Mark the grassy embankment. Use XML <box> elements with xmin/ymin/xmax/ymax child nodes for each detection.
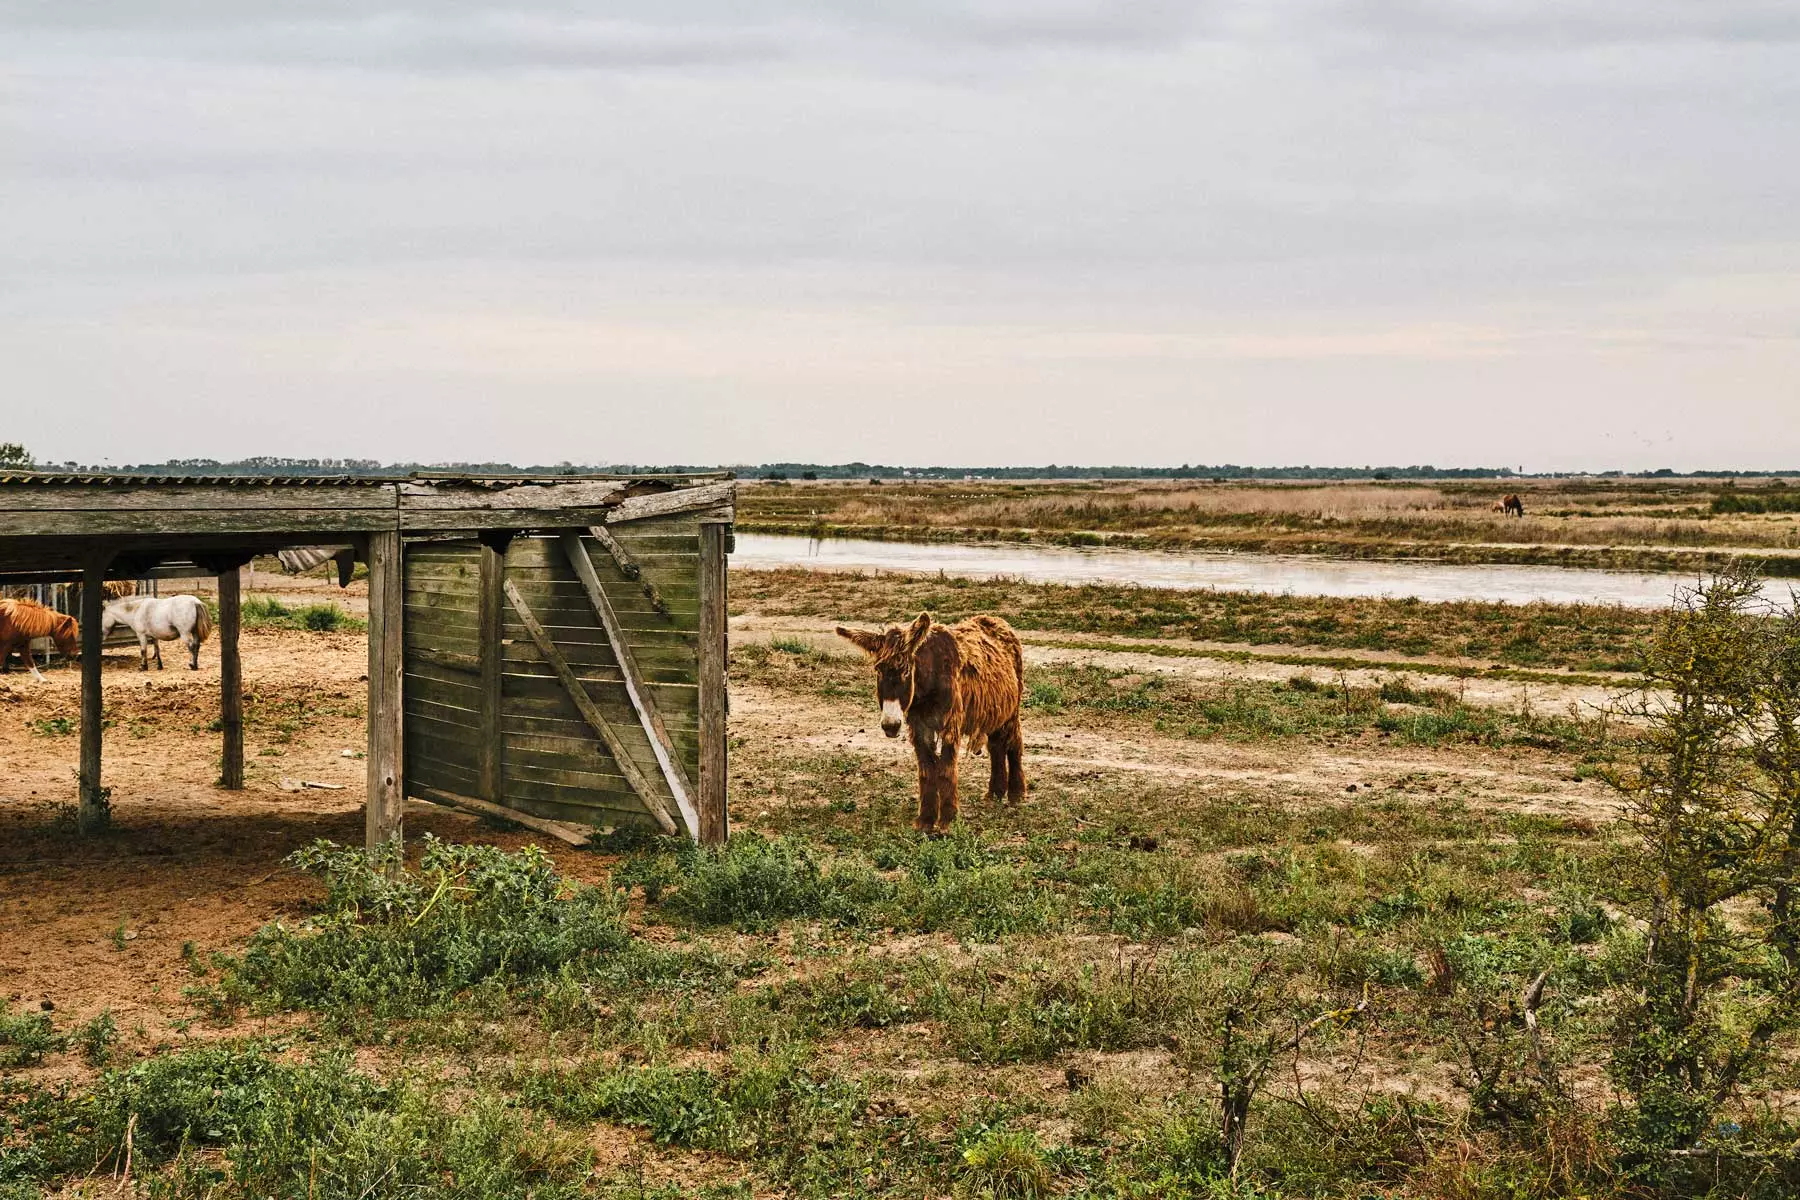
<box><xmin>733</xmin><ymin>566</ymin><xmax>1658</xmax><ymax>678</ymax></box>
<box><xmin>740</xmin><ymin>477</ymin><xmax>1800</xmax><ymax>573</ymax></box>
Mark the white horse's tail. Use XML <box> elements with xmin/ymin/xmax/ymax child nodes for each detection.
<box><xmin>193</xmin><ymin>598</ymin><xmax>213</xmax><ymax>644</ymax></box>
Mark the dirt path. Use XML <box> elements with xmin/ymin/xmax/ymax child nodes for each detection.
<box><xmin>729</xmin><ymin>678</ymin><xmax>1619</xmax><ymax>826</ymax></box>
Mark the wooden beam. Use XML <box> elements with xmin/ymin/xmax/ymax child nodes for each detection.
<box><xmin>478</xmin><ymin>541</ymin><xmax>505</xmax><ymax>805</ymax></box>
<box><xmin>78</xmin><ymin>557</ymin><xmax>109</xmax><ymax>833</ymax></box>
<box><xmin>604</xmin><ymin>481</ymin><xmax>736</xmax><ymax>525</ymax></box>
<box><xmin>0</xmin><ymin>484</ymin><xmax>397</xmax><ymax>513</ymax></box>
<box><xmin>398</xmin><ymin>478</ymin><xmax>627</xmax><ymax>511</ymax></box>
<box><xmin>560</xmin><ymin>534</ymin><xmax>700</xmax><ymax>840</ymax></box>
<box><xmin>588</xmin><ymin>525</ymin><xmax>670</xmax><ymax>616</ymax></box>
<box><xmin>502</xmin><ymin>578</ymin><xmax>680</xmax><ymax>837</ymax></box>
<box><xmin>218</xmin><ymin>566</ymin><xmax>244</xmax><ymax>790</ymax></box>
<box><xmin>697</xmin><ymin>522</ymin><xmax>729</xmax><ymax>846</ymax></box>
<box><xmin>408</xmin><ymin>783</ymin><xmax>592</xmax><ymax>847</ymax></box>
<box><xmin>365</xmin><ymin>528</ymin><xmax>405</xmax><ymax>848</ymax></box>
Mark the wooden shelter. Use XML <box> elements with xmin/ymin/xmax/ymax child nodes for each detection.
<box><xmin>0</xmin><ymin>473</ymin><xmax>733</xmax><ymax>845</ymax></box>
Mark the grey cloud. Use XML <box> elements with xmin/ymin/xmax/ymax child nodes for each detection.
<box><xmin>1</xmin><ymin>0</ymin><xmax>1796</xmax><ymax>467</ymax></box>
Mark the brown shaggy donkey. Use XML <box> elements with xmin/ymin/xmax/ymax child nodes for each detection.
<box><xmin>838</xmin><ymin>612</ymin><xmax>1026</xmax><ymax>834</ymax></box>
<box><xmin>0</xmin><ymin>599</ymin><xmax>80</xmax><ymax>682</ymax></box>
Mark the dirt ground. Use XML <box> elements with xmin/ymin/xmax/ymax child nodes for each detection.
<box><xmin>1</xmin><ymin>587</ymin><xmax>1617</xmax><ymax>1071</ymax></box>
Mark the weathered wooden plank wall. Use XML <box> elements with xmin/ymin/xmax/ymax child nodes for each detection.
<box><xmin>402</xmin><ymin>518</ymin><xmax>708</xmax><ymax>836</ymax></box>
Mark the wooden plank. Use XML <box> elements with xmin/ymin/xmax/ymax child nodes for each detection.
<box><xmin>410</xmin><ymin>646</ymin><xmax>478</xmax><ymax>674</ymax></box>
<box><xmin>604</xmin><ymin>482</ymin><xmax>736</xmax><ymax>525</ymax></box>
<box><xmin>478</xmin><ymin>541</ymin><xmax>504</xmax><ymax>804</ymax></box>
<box><xmin>407</xmin><ymin>728</ymin><xmax>482</xmax><ymax>772</ymax></box>
<box><xmin>398</xmin><ymin>478</ymin><xmax>627</xmax><ymax>511</ymax></box>
<box><xmin>562</xmin><ymin>534</ymin><xmax>700</xmax><ymax>841</ymax></box>
<box><xmin>78</xmin><ymin>558</ymin><xmax>107</xmax><ymax>833</ymax></box>
<box><xmin>407</xmin><ymin>783</ymin><xmax>592</xmax><ymax>847</ymax></box>
<box><xmin>0</xmin><ymin>484</ymin><xmax>398</xmax><ymax>512</ymax></box>
<box><xmin>366</xmin><ymin>529</ymin><xmax>405</xmax><ymax>848</ymax></box>
<box><xmin>410</xmin><ymin>754</ymin><xmax>480</xmax><ymax>790</ymax></box>
<box><xmin>399</xmin><ymin>507</ymin><xmax>626</xmax><ymax>533</ymax></box>
<box><xmin>589</xmin><ymin>525</ymin><xmax>672</xmax><ymax>617</ymax></box>
<box><xmin>502</xmin><ymin>578</ymin><xmax>680</xmax><ymax>836</ymax></box>
<box><xmin>218</xmin><ymin>566</ymin><xmax>244</xmax><ymax>790</ymax></box>
<box><xmin>698</xmin><ymin>522</ymin><xmax>728</xmax><ymax>845</ymax></box>
<box><xmin>490</xmin><ymin>787</ymin><xmax>667</xmax><ymax>831</ymax></box>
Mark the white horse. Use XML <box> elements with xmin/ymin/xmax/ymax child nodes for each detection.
<box><xmin>101</xmin><ymin>595</ymin><xmax>213</xmax><ymax>671</ymax></box>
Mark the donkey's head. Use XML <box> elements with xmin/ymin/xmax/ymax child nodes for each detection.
<box><xmin>836</xmin><ymin>612</ymin><xmax>934</xmax><ymax>738</ymax></box>
<box><xmin>50</xmin><ymin>613</ymin><xmax>80</xmax><ymax>659</ymax></box>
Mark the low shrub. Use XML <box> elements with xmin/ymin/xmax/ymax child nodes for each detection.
<box><xmin>216</xmin><ymin>837</ymin><xmax>630</xmax><ymax>1019</ymax></box>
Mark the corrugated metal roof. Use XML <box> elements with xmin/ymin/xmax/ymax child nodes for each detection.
<box><xmin>0</xmin><ymin>472</ymin><xmax>393</xmax><ymax>487</ymax></box>
<box><xmin>0</xmin><ymin>471</ymin><xmax>731</xmax><ymax>488</ymax></box>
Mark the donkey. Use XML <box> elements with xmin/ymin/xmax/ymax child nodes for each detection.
<box><xmin>838</xmin><ymin>612</ymin><xmax>1026</xmax><ymax>834</ymax></box>
<box><xmin>0</xmin><ymin>599</ymin><xmax>79</xmax><ymax>681</ymax></box>
<box><xmin>101</xmin><ymin>594</ymin><xmax>212</xmax><ymax>671</ymax></box>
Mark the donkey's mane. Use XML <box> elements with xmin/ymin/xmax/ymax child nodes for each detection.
<box><xmin>0</xmin><ymin>599</ymin><xmax>77</xmax><ymax>639</ymax></box>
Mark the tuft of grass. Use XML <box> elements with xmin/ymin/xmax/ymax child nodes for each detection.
<box><xmin>960</xmin><ymin>1127</ymin><xmax>1055</xmax><ymax>1199</ymax></box>
<box><xmin>624</xmin><ymin>833</ymin><xmax>888</xmax><ymax>932</ymax></box>
<box><xmin>211</xmin><ymin>837</ymin><xmax>632</xmax><ymax>1021</ymax></box>
<box><xmin>72</xmin><ymin>1011</ymin><xmax>117</xmax><ymax>1068</ymax></box>
<box><xmin>241</xmin><ymin>595</ymin><xmax>364</xmax><ymax>633</ymax></box>
<box><xmin>0</xmin><ymin>1004</ymin><xmax>63</xmax><ymax>1068</ymax></box>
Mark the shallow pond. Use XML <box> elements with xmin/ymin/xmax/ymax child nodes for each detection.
<box><xmin>733</xmin><ymin>534</ymin><xmax>1769</xmax><ymax>609</ymax></box>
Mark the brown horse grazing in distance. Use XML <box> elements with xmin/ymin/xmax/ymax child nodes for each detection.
<box><xmin>0</xmin><ymin>599</ymin><xmax>80</xmax><ymax>681</ymax></box>
<box><xmin>838</xmin><ymin>612</ymin><xmax>1026</xmax><ymax>834</ymax></box>
<box><xmin>1500</xmin><ymin>493</ymin><xmax>1525</xmax><ymax>518</ymax></box>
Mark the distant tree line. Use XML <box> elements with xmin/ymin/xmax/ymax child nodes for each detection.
<box><xmin>6</xmin><ymin>450</ymin><xmax>1797</xmax><ymax>481</ymax></box>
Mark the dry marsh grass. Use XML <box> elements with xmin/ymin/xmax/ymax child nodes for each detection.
<box><xmin>743</xmin><ymin>477</ymin><xmax>1800</xmax><ymax>559</ymax></box>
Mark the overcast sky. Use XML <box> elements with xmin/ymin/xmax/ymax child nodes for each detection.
<box><xmin>4</xmin><ymin>2</ymin><xmax>1797</xmax><ymax>470</ymax></box>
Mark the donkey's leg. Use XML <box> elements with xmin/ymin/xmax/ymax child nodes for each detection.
<box><xmin>986</xmin><ymin>731</ymin><xmax>1008</xmax><ymax>800</ymax></box>
<box><xmin>934</xmin><ymin>742</ymin><xmax>960</xmax><ymax>833</ymax></box>
<box><xmin>21</xmin><ymin>643</ymin><xmax>44</xmax><ymax>683</ymax></box>
<box><xmin>911</xmin><ymin>730</ymin><xmax>940</xmax><ymax>834</ymax></box>
<box><xmin>136</xmin><ymin>631</ymin><xmax>150</xmax><ymax>671</ymax></box>
<box><xmin>1004</xmin><ymin>716</ymin><xmax>1026</xmax><ymax>803</ymax></box>
<box><xmin>187</xmin><ymin>631</ymin><xmax>201</xmax><ymax>670</ymax></box>
<box><xmin>152</xmin><ymin>636</ymin><xmax>164</xmax><ymax>671</ymax></box>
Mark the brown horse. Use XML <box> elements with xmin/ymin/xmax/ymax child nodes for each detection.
<box><xmin>0</xmin><ymin>599</ymin><xmax>80</xmax><ymax>681</ymax></box>
<box><xmin>838</xmin><ymin>612</ymin><xmax>1026</xmax><ymax>833</ymax></box>
<box><xmin>1500</xmin><ymin>493</ymin><xmax>1525</xmax><ymax>518</ymax></box>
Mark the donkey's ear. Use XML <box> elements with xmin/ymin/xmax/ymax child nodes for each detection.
<box><xmin>836</xmin><ymin>626</ymin><xmax>884</xmax><ymax>655</ymax></box>
<box><xmin>902</xmin><ymin>611</ymin><xmax>933</xmax><ymax>653</ymax></box>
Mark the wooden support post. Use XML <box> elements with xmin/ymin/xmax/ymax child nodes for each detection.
<box><xmin>697</xmin><ymin>522</ymin><xmax>729</xmax><ymax>845</ymax></box>
<box><xmin>477</xmin><ymin>541</ymin><xmax>504</xmax><ymax>804</ymax></box>
<box><xmin>78</xmin><ymin>557</ymin><xmax>108</xmax><ymax>833</ymax></box>
<box><xmin>561</xmin><ymin>533</ymin><xmax>699</xmax><ymax>838</ymax></box>
<box><xmin>365</xmin><ymin>528</ymin><xmax>405</xmax><ymax>848</ymax></box>
<box><xmin>218</xmin><ymin>565</ymin><xmax>244</xmax><ymax>790</ymax></box>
